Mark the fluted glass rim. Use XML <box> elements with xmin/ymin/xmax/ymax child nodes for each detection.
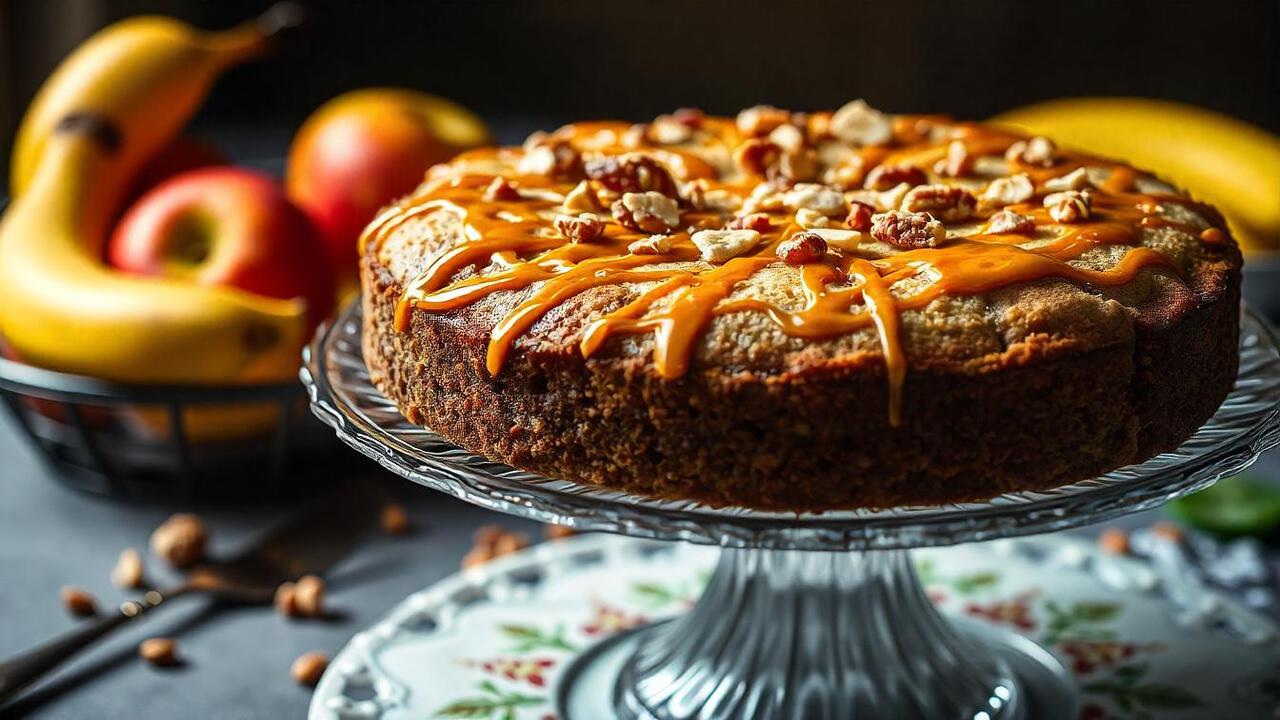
<box><xmin>303</xmin><ymin>303</ymin><xmax>1280</xmax><ymax>550</ymax></box>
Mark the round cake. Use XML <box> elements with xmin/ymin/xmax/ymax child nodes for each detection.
<box><xmin>360</xmin><ymin>101</ymin><xmax>1241</xmax><ymax>511</ymax></box>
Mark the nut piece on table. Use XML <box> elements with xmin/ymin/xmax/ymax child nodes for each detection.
<box><xmin>870</xmin><ymin>210</ymin><xmax>946</xmax><ymax>249</ymax></box>
<box><xmin>845</xmin><ymin>201</ymin><xmax>875</xmax><ymax>232</ymax></box>
<box><xmin>275</xmin><ymin>581</ymin><xmax>300</xmax><ymax>618</ymax></box>
<box><xmin>584</xmin><ymin>153</ymin><xmax>678</xmax><ymax>197</ymax></box>
<box><xmin>483</xmin><ymin>177</ymin><xmax>522</xmax><ymax>202</ymax></box>
<box><xmin>783</xmin><ymin>183</ymin><xmax>847</xmax><ymax>217</ymax></box>
<box><xmin>1005</xmin><ymin>136</ymin><xmax>1057</xmax><ymax>167</ymax></box>
<box><xmin>150</xmin><ymin>513</ymin><xmax>207</xmax><ymax>569</ymax></box>
<box><xmin>111</xmin><ymin>547</ymin><xmax>145</xmax><ymax>589</ymax></box>
<box><xmin>901</xmin><ymin>185</ymin><xmax>976</xmax><ymax>223</ymax></box>
<box><xmin>554</xmin><ymin>213</ymin><xmax>606</xmax><ymax>243</ymax></box>
<box><xmin>291</xmin><ymin>652</ymin><xmax>329</xmax><ymax>686</ymax></box>
<box><xmin>986</xmin><ymin>209</ymin><xmax>1036</xmax><ymax>236</ymax></box>
<box><xmin>61</xmin><ymin>586</ymin><xmax>98</xmax><ymax>616</ymax></box>
<box><xmin>562</xmin><ymin>180</ymin><xmax>602</xmax><ymax>213</ymax></box>
<box><xmin>936</xmin><ymin>140</ymin><xmax>973</xmax><ymax>178</ymax></box>
<box><xmin>690</xmin><ymin>229</ymin><xmax>762</xmax><ymax>263</ymax></box>
<box><xmin>829</xmin><ymin>99</ymin><xmax>893</xmax><ymax>146</ymax></box>
<box><xmin>293</xmin><ymin>575</ymin><xmax>326</xmax><ymax>618</ymax></box>
<box><xmin>139</xmin><ymin>637</ymin><xmax>179</xmax><ymax>667</ymax></box>
<box><xmin>1044</xmin><ymin>190</ymin><xmax>1092</xmax><ymax>223</ymax></box>
<box><xmin>776</xmin><ymin>232</ymin><xmax>829</xmax><ymax>266</ymax></box>
<box><xmin>381</xmin><ymin>503</ymin><xmax>411</xmax><ymax>536</ymax></box>
<box><xmin>736</xmin><ymin>105</ymin><xmax>790</xmax><ymax>138</ymax></box>
<box><xmin>980</xmin><ymin>174</ymin><xmax>1034</xmax><ymax>208</ymax></box>
<box><xmin>863</xmin><ymin>164</ymin><xmax>927</xmax><ymax>192</ymax></box>
<box><xmin>1097</xmin><ymin>528</ymin><xmax>1131</xmax><ymax>555</ymax></box>
<box><xmin>627</xmin><ymin>234</ymin><xmax>671</xmax><ymax>256</ymax></box>
<box><xmin>611</xmin><ymin>192</ymin><xmax>681</xmax><ymax>234</ymax></box>
<box><xmin>1043</xmin><ymin>166</ymin><xmax>1092</xmax><ymax>193</ymax></box>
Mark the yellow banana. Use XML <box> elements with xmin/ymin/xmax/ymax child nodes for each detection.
<box><xmin>992</xmin><ymin>97</ymin><xmax>1280</xmax><ymax>253</ymax></box>
<box><xmin>0</xmin><ymin>6</ymin><xmax>308</xmax><ymax>384</ymax></box>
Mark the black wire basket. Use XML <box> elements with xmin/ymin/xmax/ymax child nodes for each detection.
<box><xmin>0</xmin><ymin>347</ymin><xmax>342</xmax><ymax>501</ymax></box>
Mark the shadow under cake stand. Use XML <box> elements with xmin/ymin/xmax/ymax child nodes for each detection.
<box><xmin>303</xmin><ymin>303</ymin><xmax>1280</xmax><ymax>720</ymax></box>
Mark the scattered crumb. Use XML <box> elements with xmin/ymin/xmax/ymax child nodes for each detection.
<box><xmin>291</xmin><ymin>652</ymin><xmax>329</xmax><ymax>686</ymax></box>
<box><xmin>381</xmin><ymin>503</ymin><xmax>411</xmax><ymax>535</ymax></box>
<box><xmin>61</xmin><ymin>586</ymin><xmax>97</xmax><ymax>616</ymax></box>
<box><xmin>293</xmin><ymin>575</ymin><xmax>325</xmax><ymax>617</ymax></box>
<box><xmin>139</xmin><ymin>637</ymin><xmax>179</xmax><ymax>667</ymax></box>
<box><xmin>111</xmin><ymin>548</ymin><xmax>145</xmax><ymax>589</ymax></box>
<box><xmin>150</xmin><ymin>513</ymin><xmax>207</xmax><ymax>568</ymax></box>
<box><xmin>1097</xmin><ymin>528</ymin><xmax>1130</xmax><ymax>555</ymax></box>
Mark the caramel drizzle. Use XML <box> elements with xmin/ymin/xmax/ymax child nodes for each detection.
<box><xmin>370</xmin><ymin>119</ymin><xmax>1203</xmax><ymax>426</ymax></box>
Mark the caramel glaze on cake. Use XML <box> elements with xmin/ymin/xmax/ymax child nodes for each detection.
<box><xmin>360</xmin><ymin>102</ymin><xmax>1241</xmax><ymax>511</ymax></box>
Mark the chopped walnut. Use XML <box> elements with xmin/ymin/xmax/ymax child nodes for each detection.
<box><xmin>783</xmin><ymin>183</ymin><xmax>847</xmax><ymax>216</ymax></box>
<box><xmin>139</xmin><ymin>637</ymin><xmax>179</xmax><ymax>667</ymax></box>
<box><xmin>726</xmin><ymin>213</ymin><xmax>773</xmax><ymax>232</ymax></box>
<box><xmin>1043</xmin><ymin>166</ymin><xmax>1092</xmax><ymax>192</ymax></box>
<box><xmin>845</xmin><ymin>201</ymin><xmax>875</xmax><ymax>231</ymax></box>
<box><xmin>733</xmin><ymin>138</ymin><xmax>781</xmax><ymax>177</ymax></box>
<box><xmin>776</xmin><ymin>232</ymin><xmax>828</xmax><ymax>265</ymax></box>
<box><xmin>901</xmin><ymin>184</ymin><xmax>977</xmax><ymax>222</ymax></box>
<box><xmin>562</xmin><ymin>180</ymin><xmax>602</xmax><ymax>213</ymax></box>
<box><xmin>291</xmin><ymin>652</ymin><xmax>329</xmax><ymax>686</ymax></box>
<box><xmin>518</xmin><ymin>137</ymin><xmax>585</xmax><ymax>177</ymax></box>
<box><xmin>681</xmin><ymin>179</ymin><xmax>741</xmax><ymax>213</ymax></box>
<box><xmin>1005</xmin><ymin>136</ymin><xmax>1057</xmax><ymax>167</ymax></box>
<box><xmin>628</xmin><ymin>234</ymin><xmax>672</xmax><ymax>255</ymax></box>
<box><xmin>111</xmin><ymin>548</ymin><xmax>145</xmax><ymax>589</ymax></box>
<box><xmin>612</xmin><ymin>192</ymin><xmax>681</xmax><ymax>233</ymax></box>
<box><xmin>870</xmin><ymin>210</ymin><xmax>946</xmax><ymax>249</ymax></box>
<box><xmin>768</xmin><ymin>123</ymin><xmax>805</xmax><ymax>154</ymax></box>
<box><xmin>863</xmin><ymin>164</ymin><xmax>927</xmax><ymax>191</ymax></box>
<box><xmin>61</xmin><ymin>586</ymin><xmax>97</xmax><ymax>616</ymax></box>
<box><xmin>690</xmin><ymin>228</ymin><xmax>762</xmax><ymax>263</ymax></box>
<box><xmin>1044</xmin><ymin>190</ymin><xmax>1092</xmax><ymax>223</ymax></box>
<box><xmin>736</xmin><ymin>105</ymin><xmax>790</xmax><ymax>137</ymax></box>
<box><xmin>795</xmin><ymin>208</ymin><xmax>833</xmax><ymax>228</ymax></box>
<box><xmin>483</xmin><ymin>177</ymin><xmax>522</xmax><ymax>202</ymax></box>
<box><xmin>936</xmin><ymin>140</ymin><xmax>973</xmax><ymax>178</ymax></box>
<box><xmin>150</xmin><ymin>513</ymin><xmax>206</xmax><ymax>568</ymax></box>
<box><xmin>986</xmin><ymin>209</ymin><xmax>1036</xmax><ymax>235</ymax></box>
<box><xmin>980</xmin><ymin>173</ymin><xmax>1034</xmax><ymax>207</ymax></box>
<box><xmin>829</xmin><ymin>99</ymin><xmax>893</xmax><ymax>146</ymax></box>
<box><xmin>649</xmin><ymin>115</ymin><xmax>694</xmax><ymax>145</ymax></box>
<box><xmin>554</xmin><ymin>213</ymin><xmax>606</xmax><ymax>243</ymax></box>
<box><xmin>584</xmin><ymin>153</ymin><xmax>678</xmax><ymax>197</ymax></box>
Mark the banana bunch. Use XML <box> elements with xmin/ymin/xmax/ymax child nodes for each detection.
<box><xmin>0</xmin><ymin>7</ymin><xmax>308</xmax><ymax>384</ymax></box>
<box><xmin>993</xmin><ymin>98</ymin><xmax>1280</xmax><ymax>254</ymax></box>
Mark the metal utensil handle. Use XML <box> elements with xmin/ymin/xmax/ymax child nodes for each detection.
<box><xmin>0</xmin><ymin>586</ymin><xmax>184</xmax><ymax>705</ymax></box>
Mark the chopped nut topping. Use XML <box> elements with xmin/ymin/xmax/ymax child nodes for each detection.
<box><xmin>291</xmin><ymin>652</ymin><xmax>329</xmax><ymax>686</ymax></box>
<box><xmin>936</xmin><ymin>140</ymin><xmax>973</xmax><ymax>178</ymax></box>
<box><xmin>621</xmin><ymin>123</ymin><xmax>647</xmax><ymax>149</ymax></box>
<box><xmin>381</xmin><ymin>503</ymin><xmax>411</xmax><ymax>535</ymax></box>
<box><xmin>768</xmin><ymin>123</ymin><xmax>805</xmax><ymax>154</ymax></box>
<box><xmin>484</xmin><ymin>177</ymin><xmax>522</xmax><ymax>202</ymax></box>
<box><xmin>726</xmin><ymin>213</ymin><xmax>773</xmax><ymax>232</ymax></box>
<box><xmin>863</xmin><ymin>164</ymin><xmax>927</xmax><ymax>191</ymax></box>
<box><xmin>845</xmin><ymin>201</ymin><xmax>875</xmax><ymax>231</ymax></box>
<box><xmin>733</xmin><ymin>138</ymin><xmax>781</xmax><ymax>177</ymax></box>
<box><xmin>628</xmin><ymin>235</ymin><xmax>672</xmax><ymax>255</ymax></box>
<box><xmin>876</xmin><ymin>182</ymin><xmax>913</xmax><ymax>212</ymax></box>
<box><xmin>584</xmin><ymin>153</ymin><xmax>678</xmax><ymax>197</ymax></box>
<box><xmin>612</xmin><ymin>192</ymin><xmax>680</xmax><ymax>233</ymax></box>
<box><xmin>649</xmin><ymin>115</ymin><xmax>694</xmax><ymax>145</ymax></box>
<box><xmin>150</xmin><ymin>513</ymin><xmax>206</xmax><ymax>568</ymax></box>
<box><xmin>809</xmin><ymin>227</ymin><xmax>863</xmax><ymax>250</ymax></box>
<box><xmin>1043</xmin><ymin>166</ymin><xmax>1092</xmax><ymax>192</ymax></box>
<box><xmin>829</xmin><ymin>99</ymin><xmax>893</xmax><ymax>146</ymax></box>
<box><xmin>901</xmin><ymin>184</ymin><xmax>977</xmax><ymax>222</ymax></box>
<box><xmin>517</xmin><ymin>146</ymin><xmax>557</xmax><ymax>176</ymax></box>
<box><xmin>777</xmin><ymin>149</ymin><xmax>818</xmax><ymax>183</ymax></box>
<box><xmin>61</xmin><ymin>586</ymin><xmax>97</xmax><ymax>616</ymax></box>
<box><xmin>871</xmin><ymin>210</ymin><xmax>946</xmax><ymax>249</ymax></box>
<box><xmin>782</xmin><ymin>183</ymin><xmax>847</xmax><ymax>216</ymax></box>
<box><xmin>691</xmin><ymin>228</ymin><xmax>762</xmax><ymax>263</ymax></box>
<box><xmin>736</xmin><ymin>105</ymin><xmax>790</xmax><ymax>137</ymax></box>
<box><xmin>1005</xmin><ymin>136</ymin><xmax>1057</xmax><ymax>167</ymax></box>
<box><xmin>562</xmin><ymin>180</ymin><xmax>602</xmax><ymax>213</ymax></box>
<box><xmin>275</xmin><ymin>581</ymin><xmax>300</xmax><ymax>617</ymax></box>
<box><xmin>980</xmin><ymin>173</ymin><xmax>1034</xmax><ymax>207</ymax></box>
<box><xmin>824</xmin><ymin>158</ymin><xmax>866</xmax><ymax>190</ymax></box>
<box><xmin>554</xmin><ymin>213</ymin><xmax>606</xmax><ymax>243</ymax></box>
<box><xmin>986</xmin><ymin>209</ymin><xmax>1036</xmax><ymax>235</ymax></box>
<box><xmin>682</xmin><ymin>179</ymin><xmax>741</xmax><ymax>212</ymax></box>
<box><xmin>111</xmin><ymin>548</ymin><xmax>145</xmax><ymax>589</ymax></box>
<box><xmin>1044</xmin><ymin>190</ymin><xmax>1092</xmax><ymax>223</ymax></box>
<box><xmin>293</xmin><ymin>575</ymin><xmax>326</xmax><ymax>617</ymax></box>
<box><xmin>139</xmin><ymin>637</ymin><xmax>179</xmax><ymax>667</ymax></box>
<box><xmin>741</xmin><ymin>180</ymin><xmax>786</xmax><ymax>213</ymax></box>
<box><xmin>776</xmin><ymin>232</ymin><xmax>829</xmax><ymax>265</ymax></box>
<box><xmin>795</xmin><ymin>208</ymin><xmax>833</xmax><ymax>228</ymax></box>
<box><xmin>672</xmin><ymin>107</ymin><xmax>705</xmax><ymax>128</ymax></box>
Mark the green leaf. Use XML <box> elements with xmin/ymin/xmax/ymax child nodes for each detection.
<box><xmin>1170</xmin><ymin>473</ymin><xmax>1280</xmax><ymax>537</ymax></box>
<box><xmin>1070</xmin><ymin>602</ymin><xmax>1121</xmax><ymax>622</ymax></box>
<box><xmin>499</xmin><ymin>625</ymin><xmax>540</xmax><ymax>640</ymax></box>
<box><xmin>952</xmin><ymin>572</ymin><xmax>999</xmax><ymax>594</ymax></box>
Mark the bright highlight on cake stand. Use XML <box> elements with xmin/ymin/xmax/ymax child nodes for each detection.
<box><xmin>304</xmin><ymin>304</ymin><xmax>1280</xmax><ymax>720</ymax></box>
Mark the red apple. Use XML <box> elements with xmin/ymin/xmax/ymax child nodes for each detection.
<box><xmin>108</xmin><ymin>167</ymin><xmax>336</xmax><ymax>331</ymax></box>
<box><xmin>286</xmin><ymin>88</ymin><xmax>490</xmax><ymax>283</ymax></box>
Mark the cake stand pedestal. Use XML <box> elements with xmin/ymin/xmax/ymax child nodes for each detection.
<box><xmin>303</xmin><ymin>304</ymin><xmax>1280</xmax><ymax>720</ymax></box>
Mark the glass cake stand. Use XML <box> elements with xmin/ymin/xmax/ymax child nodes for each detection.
<box><xmin>302</xmin><ymin>302</ymin><xmax>1280</xmax><ymax>720</ymax></box>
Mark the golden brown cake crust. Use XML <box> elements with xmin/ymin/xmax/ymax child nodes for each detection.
<box><xmin>359</xmin><ymin>104</ymin><xmax>1241</xmax><ymax>511</ymax></box>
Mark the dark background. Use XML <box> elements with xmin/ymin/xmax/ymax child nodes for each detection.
<box><xmin>0</xmin><ymin>0</ymin><xmax>1277</xmax><ymax>178</ymax></box>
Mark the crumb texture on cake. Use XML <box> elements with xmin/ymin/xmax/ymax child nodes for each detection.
<box><xmin>360</xmin><ymin>102</ymin><xmax>1241</xmax><ymax>510</ymax></box>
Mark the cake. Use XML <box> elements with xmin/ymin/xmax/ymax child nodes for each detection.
<box><xmin>360</xmin><ymin>101</ymin><xmax>1241</xmax><ymax>511</ymax></box>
